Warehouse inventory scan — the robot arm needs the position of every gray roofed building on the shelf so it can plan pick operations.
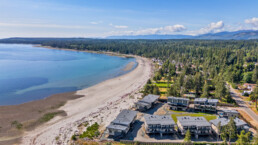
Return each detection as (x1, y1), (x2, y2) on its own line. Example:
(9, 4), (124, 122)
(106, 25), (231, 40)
(210, 117), (249, 136)
(194, 98), (219, 112)
(217, 109), (239, 118)
(107, 109), (137, 137)
(208, 99), (219, 103)
(111, 109), (138, 126)
(135, 94), (159, 111)
(177, 116), (212, 138)
(194, 98), (207, 103)
(167, 96), (189, 111)
(144, 114), (176, 136)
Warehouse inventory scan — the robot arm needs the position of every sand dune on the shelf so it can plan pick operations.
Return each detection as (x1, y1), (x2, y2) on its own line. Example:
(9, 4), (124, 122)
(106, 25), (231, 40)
(21, 56), (153, 145)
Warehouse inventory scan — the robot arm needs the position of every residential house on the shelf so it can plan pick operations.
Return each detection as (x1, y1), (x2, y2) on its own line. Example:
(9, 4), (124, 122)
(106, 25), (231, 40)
(183, 93), (196, 99)
(167, 96), (189, 111)
(217, 110), (239, 118)
(144, 114), (176, 137)
(107, 109), (137, 137)
(243, 83), (256, 92)
(210, 117), (249, 137)
(135, 94), (159, 111)
(242, 90), (252, 96)
(194, 98), (219, 112)
(177, 116), (212, 139)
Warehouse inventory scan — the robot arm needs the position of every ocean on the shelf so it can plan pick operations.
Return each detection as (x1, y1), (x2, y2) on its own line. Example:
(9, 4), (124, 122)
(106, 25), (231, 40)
(0, 44), (136, 105)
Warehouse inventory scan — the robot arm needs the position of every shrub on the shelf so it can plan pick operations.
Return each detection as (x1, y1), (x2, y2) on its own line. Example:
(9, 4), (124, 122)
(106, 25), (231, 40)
(71, 134), (77, 141)
(11, 120), (23, 130)
(79, 122), (100, 139)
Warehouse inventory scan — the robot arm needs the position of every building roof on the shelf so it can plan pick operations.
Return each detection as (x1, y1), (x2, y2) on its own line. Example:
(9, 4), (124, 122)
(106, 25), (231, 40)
(219, 109), (239, 114)
(168, 96), (189, 101)
(210, 117), (247, 127)
(194, 98), (218, 103)
(207, 99), (219, 103)
(138, 94), (159, 104)
(194, 98), (207, 102)
(111, 109), (137, 126)
(177, 116), (211, 127)
(106, 124), (128, 131)
(135, 101), (150, 107)
(210, 118), (229, 126)
(144, 114), (175, 125)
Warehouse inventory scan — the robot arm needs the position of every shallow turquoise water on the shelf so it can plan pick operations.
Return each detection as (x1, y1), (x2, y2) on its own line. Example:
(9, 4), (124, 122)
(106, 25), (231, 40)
(0, 44), (136, 105)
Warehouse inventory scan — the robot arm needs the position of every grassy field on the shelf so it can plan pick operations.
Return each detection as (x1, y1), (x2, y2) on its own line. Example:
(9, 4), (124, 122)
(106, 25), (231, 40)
(171, 113), (217, 122)
(154, 78), (173, 96)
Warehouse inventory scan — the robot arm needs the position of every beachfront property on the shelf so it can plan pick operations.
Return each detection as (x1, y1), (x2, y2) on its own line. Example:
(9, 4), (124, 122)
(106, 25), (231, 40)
(135, 94), (159, 111)
(217, 109), (239, 118)
(194, 98), (219, 112)
(210, 117), (249, 137)
(167, 96), (189, 111)
(144, 114), (176, 137)
(106, 109), (137, 137)
(177, 116), (212, 139)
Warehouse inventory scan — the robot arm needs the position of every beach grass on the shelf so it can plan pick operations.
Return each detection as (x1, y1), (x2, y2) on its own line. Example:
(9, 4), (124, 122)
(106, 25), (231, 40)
(79, 122), (100, 139)
(39, 111), (65, 123)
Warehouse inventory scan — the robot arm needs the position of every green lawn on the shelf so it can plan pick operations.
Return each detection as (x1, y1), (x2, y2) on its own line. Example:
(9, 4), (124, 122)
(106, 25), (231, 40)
(155, 83), (171, 88)
(171, 113), (217, 122)
(170, 110), (186, 113)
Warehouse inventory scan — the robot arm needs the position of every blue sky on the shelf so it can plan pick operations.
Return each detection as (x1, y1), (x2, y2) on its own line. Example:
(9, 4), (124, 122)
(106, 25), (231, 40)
(0, 0), (257, 38)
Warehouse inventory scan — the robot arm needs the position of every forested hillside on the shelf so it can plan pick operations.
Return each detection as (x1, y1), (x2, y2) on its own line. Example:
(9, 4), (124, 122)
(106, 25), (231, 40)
(0, 38), (257, 103)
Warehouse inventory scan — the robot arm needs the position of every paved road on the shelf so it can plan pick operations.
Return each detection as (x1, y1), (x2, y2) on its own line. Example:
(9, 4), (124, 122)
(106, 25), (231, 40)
(228, 84), (258, 122)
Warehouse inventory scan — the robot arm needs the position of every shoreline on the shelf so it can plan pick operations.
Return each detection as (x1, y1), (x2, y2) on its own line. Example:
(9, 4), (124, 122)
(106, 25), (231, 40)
(0, 45), (148, 145)
(21, 55), (152, 145)
(35, 44), (135, 58)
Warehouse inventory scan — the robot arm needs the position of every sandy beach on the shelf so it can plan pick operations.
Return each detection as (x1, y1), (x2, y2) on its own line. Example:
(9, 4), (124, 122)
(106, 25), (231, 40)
(21, 56), (153, 145)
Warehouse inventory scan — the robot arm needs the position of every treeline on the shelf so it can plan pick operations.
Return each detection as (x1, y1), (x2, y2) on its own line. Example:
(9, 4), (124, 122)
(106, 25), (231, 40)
(0, 38), (257, 102)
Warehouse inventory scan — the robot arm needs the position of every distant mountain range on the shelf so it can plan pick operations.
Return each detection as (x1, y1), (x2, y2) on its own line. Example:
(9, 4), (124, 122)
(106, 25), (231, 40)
(106, 30), (258, 40)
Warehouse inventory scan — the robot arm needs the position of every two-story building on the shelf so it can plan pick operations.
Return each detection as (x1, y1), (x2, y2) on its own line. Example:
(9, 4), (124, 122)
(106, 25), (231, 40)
(107, 109), (138, 138)
(144, 114), (176, 137)
(167, 96), (189, 111)
(135, 94), (159, 111)
(210, 117), (249, 138)
(194, 98), (219, 112)
(177, 116), (212, 139)
(217, 109), (239, 118)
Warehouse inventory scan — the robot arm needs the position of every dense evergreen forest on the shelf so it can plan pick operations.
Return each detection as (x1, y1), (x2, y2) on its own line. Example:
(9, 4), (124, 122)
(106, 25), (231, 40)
(0, 38), (258, 104)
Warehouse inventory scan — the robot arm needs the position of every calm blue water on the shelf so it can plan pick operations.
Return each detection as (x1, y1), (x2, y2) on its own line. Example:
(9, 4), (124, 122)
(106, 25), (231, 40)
(0, 44), (136, 105)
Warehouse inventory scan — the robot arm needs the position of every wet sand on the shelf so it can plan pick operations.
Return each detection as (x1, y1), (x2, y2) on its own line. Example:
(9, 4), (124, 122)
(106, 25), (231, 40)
(0, 92), (83, 145)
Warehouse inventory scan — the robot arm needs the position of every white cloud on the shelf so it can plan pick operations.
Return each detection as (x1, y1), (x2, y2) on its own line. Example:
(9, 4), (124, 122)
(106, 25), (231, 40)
(114, 25), (128, 29)
(197, 21), (224, 34)
(125, 24), (186, 35)
(90, 21), (102, 25)
(245, 17), (258, 27)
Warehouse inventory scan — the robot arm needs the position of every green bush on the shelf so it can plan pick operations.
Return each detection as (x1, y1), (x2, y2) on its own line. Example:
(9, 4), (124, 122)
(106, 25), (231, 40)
(79, 122), (100, 139)
(71, 134), (77, 141)
(11, 120), (23, 130)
